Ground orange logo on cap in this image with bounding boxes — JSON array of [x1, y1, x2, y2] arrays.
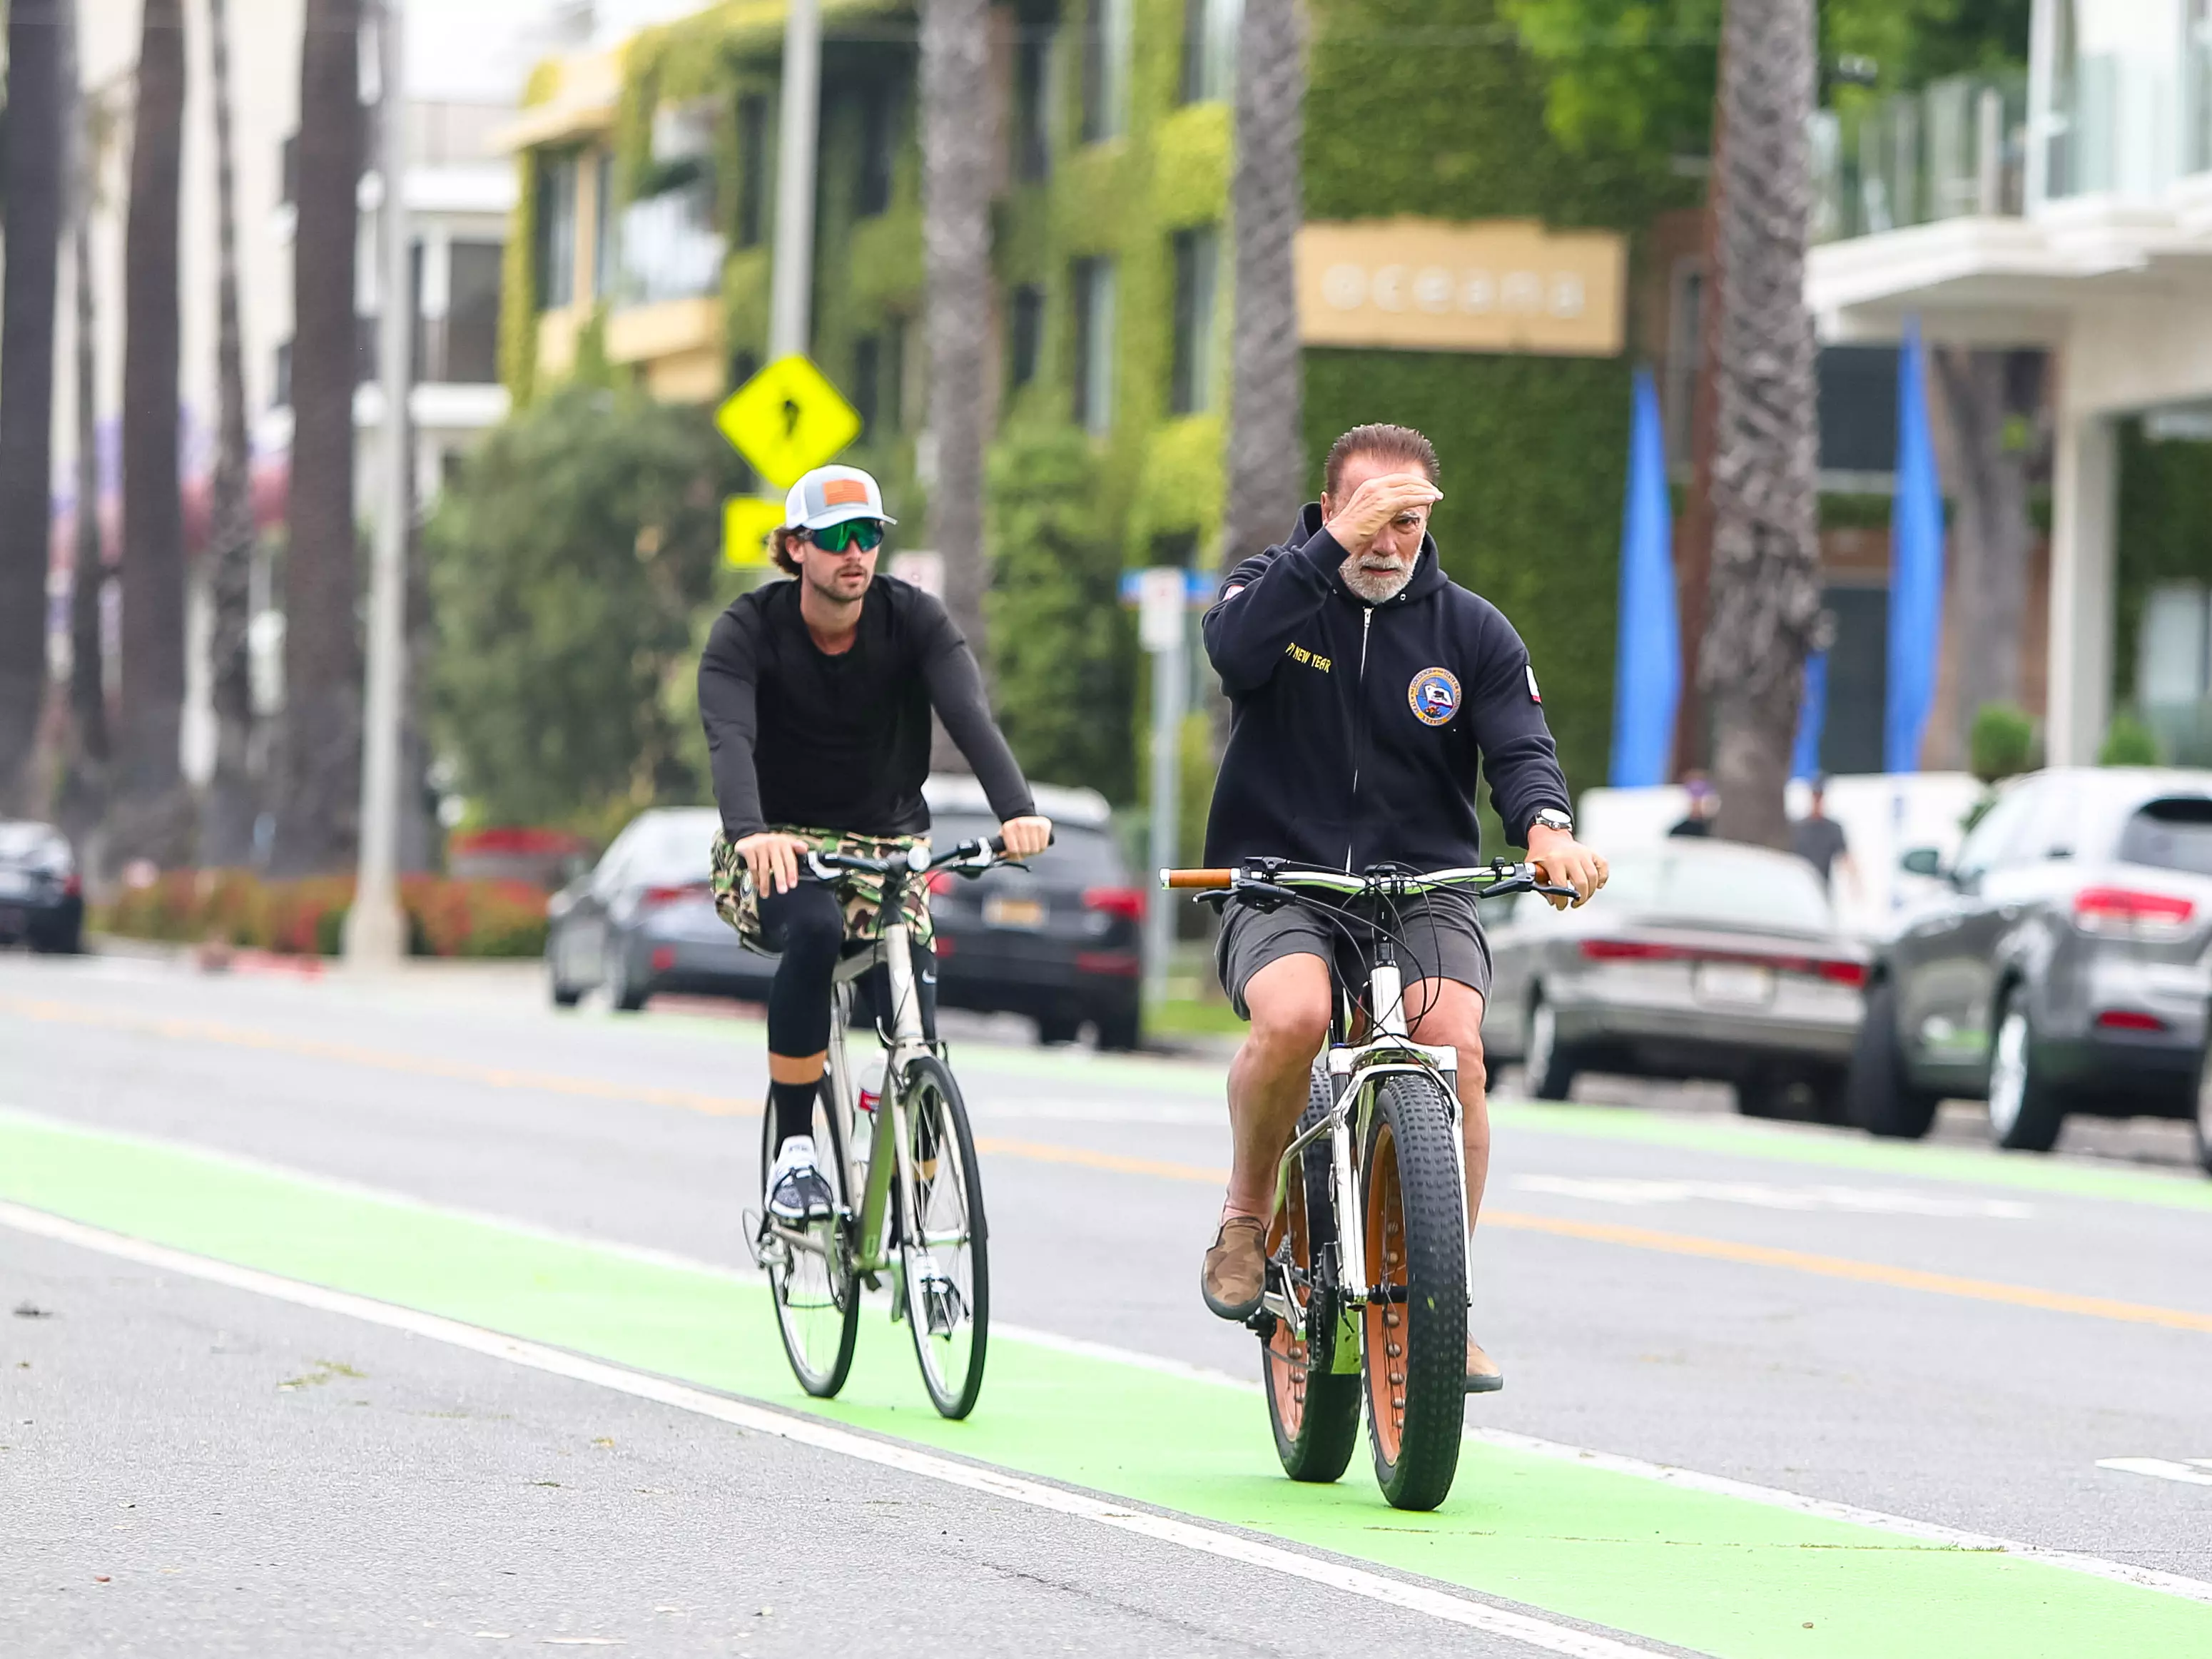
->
[[823, 479, 870, 507]]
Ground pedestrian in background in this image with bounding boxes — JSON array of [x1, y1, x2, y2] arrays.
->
[[1791, 774, 1857, 899], [1668, 774, 1718, 838]]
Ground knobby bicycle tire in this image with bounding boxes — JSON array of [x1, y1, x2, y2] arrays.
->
[[761, 1083, 861, 1397], [1262, 1064, 1362, 1481], [1361, 1072, 1468, 1511], [897, 1055, 990, 1419]]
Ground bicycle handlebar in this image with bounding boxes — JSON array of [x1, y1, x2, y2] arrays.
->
[[1158, 860, 1582, 905], [807, 828, 1055, 882]]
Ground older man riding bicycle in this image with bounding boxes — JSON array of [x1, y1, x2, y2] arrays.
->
[[1199, 423, 1608, 1391]]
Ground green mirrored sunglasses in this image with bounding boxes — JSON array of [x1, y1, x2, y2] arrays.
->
[[807, 519, 886, 554]]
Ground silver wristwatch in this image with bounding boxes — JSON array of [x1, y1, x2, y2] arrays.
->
[[1531, 809, 1574, 836]]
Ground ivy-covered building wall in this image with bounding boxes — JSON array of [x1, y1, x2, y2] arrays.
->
[[502, 0, 1690, 816]]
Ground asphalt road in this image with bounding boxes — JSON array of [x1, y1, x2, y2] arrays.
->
[[4, 949, 2210, 1658]]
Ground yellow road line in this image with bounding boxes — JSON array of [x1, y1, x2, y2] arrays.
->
[[0, 995, 758, 1120], [15, 992, 2211, 1336]]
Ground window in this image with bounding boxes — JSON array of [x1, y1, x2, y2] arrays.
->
[[1072, 257, 1116, 434], [1815, 345, 1898, 478], [592, 151, 616, 301], [2120, 798, 2212, 878], [1179, 0, 1241, 105], [1079, 0, 1130, 143], [534, 151, 578, 309], [1954, 780, 2044, 886], [614, 105, 724, 305], [1596, 847, 1835, 932], [1008, 284, 1045, 388], [736, 94, 769, 249], [1012, 24, 1055, 181], [857, 90, 896, 217], [1169, 227, 1219, 415], [445, 240, 504, 385]]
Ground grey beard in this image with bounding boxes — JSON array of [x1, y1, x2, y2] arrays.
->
[[1339, 554, 1414, 604]]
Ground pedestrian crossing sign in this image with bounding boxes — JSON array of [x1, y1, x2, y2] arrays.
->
[[722, 496, 787, 568], [715, 355, 863, 489]]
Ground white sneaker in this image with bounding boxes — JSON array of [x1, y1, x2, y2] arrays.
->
[[766, 1135, 836, 1224]]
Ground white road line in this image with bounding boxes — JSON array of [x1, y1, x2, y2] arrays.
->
[[1512, 1175, 2034, 1219], [9, 1105, 2211, 1609], [0, 1199, 1663, 1659], [2099, 1458, 2212, 1488]]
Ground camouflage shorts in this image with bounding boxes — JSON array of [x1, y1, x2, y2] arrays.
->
[[711, 827, 935, 954]]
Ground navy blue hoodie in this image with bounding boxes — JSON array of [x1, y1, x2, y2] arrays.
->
[[1201, 504, 1572, 871]]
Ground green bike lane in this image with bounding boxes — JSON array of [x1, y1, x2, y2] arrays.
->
[[4, 1111, 2207, 1659]]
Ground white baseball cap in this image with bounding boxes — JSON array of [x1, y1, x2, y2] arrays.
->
[[784, 465, 896, 532]]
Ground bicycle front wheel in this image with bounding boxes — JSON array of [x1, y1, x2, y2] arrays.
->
[[896, 1055, 990, 1419], [1361, 1072, 1468, 1511], [759, 1087, 861, 1398]]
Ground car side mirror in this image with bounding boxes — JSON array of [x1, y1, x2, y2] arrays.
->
[[1899, 847, 1946, 880]]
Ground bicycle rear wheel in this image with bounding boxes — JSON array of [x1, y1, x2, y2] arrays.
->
[[1262, 1065, 1361, 1482], [897, 1055, 990, 1419], [759, 1087, 861, 1397], [1361, 1072, 1468, 1511]]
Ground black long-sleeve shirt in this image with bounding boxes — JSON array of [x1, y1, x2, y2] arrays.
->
[[1202, 504, 1572, 870], [698, 575, 1035, 840]]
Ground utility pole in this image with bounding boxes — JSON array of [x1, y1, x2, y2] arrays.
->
[[1138, 569, 1189, 1012], [345, 0, 411, 966], [768, 0, 821, 360]]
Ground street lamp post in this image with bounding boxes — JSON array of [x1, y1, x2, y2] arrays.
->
[[345, 0, 411, 967], [768, 0, 821, 359]]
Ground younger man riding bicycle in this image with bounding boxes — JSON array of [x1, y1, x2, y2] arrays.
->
[[697, 465, 1050, 1226], [1199, 424, 1607, 1390]]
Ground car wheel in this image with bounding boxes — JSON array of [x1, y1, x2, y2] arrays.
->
[[1523, 993, 1577, 1102], [1985, 987, 2064, 1153], [1093, 1005, 1141, 1052], [1037, 1013, 1082, 1047], [1845, 975, 1940, 1139], [605, 943, 648, 1014], [2194, 1040, 2212, 1179], [549, 960, 582, 1010]]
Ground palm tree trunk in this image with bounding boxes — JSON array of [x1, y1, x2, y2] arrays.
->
[[919, 0, 993, 668], [1700, 0, 1822, 851], [272, 0, 366, 876], [0, 0, 71, 813], [1935, 346, 2040, 752], [113, 0, 193, 866], [65, 17, 111, 838], [201, 0, 259, 866], [1222, 0, 1306, 573]]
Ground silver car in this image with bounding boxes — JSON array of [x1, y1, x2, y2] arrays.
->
[[1852, 767, 2212, 1157], [1485, 839, 1868, 1119]]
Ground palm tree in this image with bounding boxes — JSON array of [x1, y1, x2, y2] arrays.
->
[[271, 0, 367, 875], [113, 0, 192, 865], [65, 33, 113, 843], [1698, 0, 1822, 850], [0, 0, 71, 812], [1934, 347, 2041, 758], [201, 0, 259, 866], [1222, 0, 1306, 574], [919, 0, 993, 666]]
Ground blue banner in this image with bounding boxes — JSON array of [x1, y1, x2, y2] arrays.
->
[[1610, 368, 1680, 787], [1792, 650, 1828, 781], [1884, 319, 1945, 773]]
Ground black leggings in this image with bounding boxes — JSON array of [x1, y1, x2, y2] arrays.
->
[[757, 881, 936, 1059]]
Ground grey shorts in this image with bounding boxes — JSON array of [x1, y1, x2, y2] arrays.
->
[[1214, 892, 1492, 1020]]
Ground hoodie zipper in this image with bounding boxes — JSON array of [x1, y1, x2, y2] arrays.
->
[[1346, 608, 1374, 871]]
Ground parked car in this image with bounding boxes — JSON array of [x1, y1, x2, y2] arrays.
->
[[1485, 838, 1867, 1117], [1851, 767, 2212, 1157], [0, 821, 86, 954], [922, 777, 1142, 1050], [546, 808, 749, 1012], [542, 781, 1143, 1047]]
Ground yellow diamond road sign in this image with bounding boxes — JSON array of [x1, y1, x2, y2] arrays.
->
[[722, 496, 786, 567], [715, 354, 863, 490]]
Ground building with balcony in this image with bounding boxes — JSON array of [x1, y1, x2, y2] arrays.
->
[[1807, 0, 2212, 766]]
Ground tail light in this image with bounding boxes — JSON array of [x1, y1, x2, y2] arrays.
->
[[2075, 886, 2196, 936], [640, 881, 709, 908], [928, 871, 954, 896], [2096, 1008, 2167, 1033], [64, 873, 83, 898], [1581, 938, 1866, 986], [649, 945, 676, 973], [1082, 886, 1146, 921]]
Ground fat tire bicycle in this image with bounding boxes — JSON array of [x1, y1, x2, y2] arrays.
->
[[1163, 858, 1571, 1511], [748, 834, 1030, 1419]]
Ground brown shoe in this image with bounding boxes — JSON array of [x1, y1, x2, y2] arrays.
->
[[1466, 1337, 1505, 1394], [1201, 1217, 1268, 1321]]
